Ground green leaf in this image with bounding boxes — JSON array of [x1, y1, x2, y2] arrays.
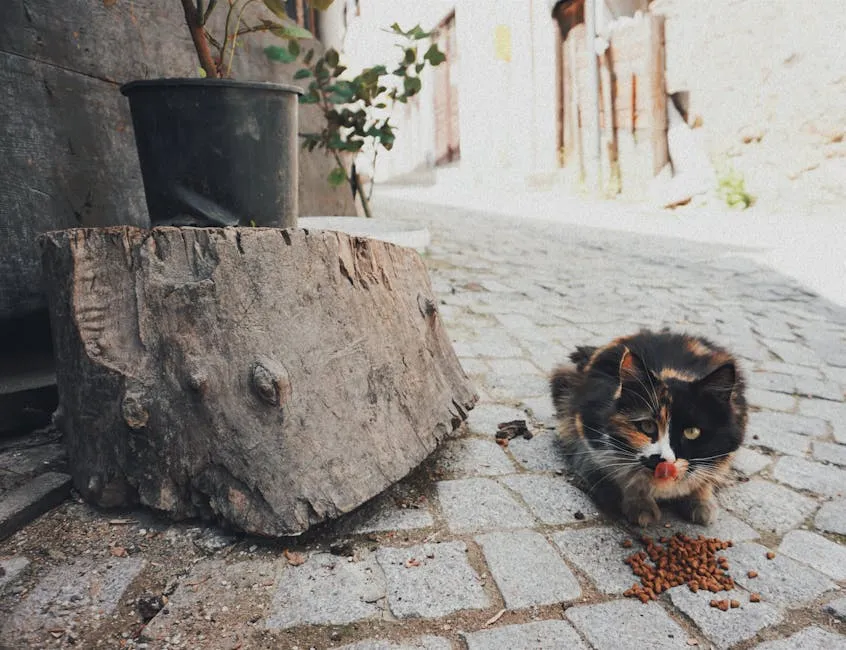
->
[[298, 90, 320, 104], [288, 39, 301, 57], [403, 48, 416, 65], [408, 24, 430, 40], [424, 44, 446, 66], [308, 0, 335, 10], [263, 0, 290, 20], [390, 22, 404, 34], [198, 67, 208, 78], [270, 21, 313, 40], [403, 75, 422, 96], [325, 48, 340, 68], [303, 48, 315, 65], [328, 167, 347, 187], [293, 68, 312, 79], [264, 45, 297, 63]]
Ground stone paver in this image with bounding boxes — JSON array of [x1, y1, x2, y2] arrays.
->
[[145, 559, 278, 646], [506, 431, 569, 473], [0, 556, 29, 591], [339, 484, 435, 535], [476, 530, 581, 608], [779, 530, 846, 580], [732, 447, 772, 476], [825, 597, 846, 621], [266, 553, 384, 629], [750, 627, 846, 650], [436, 478, 535, 533], [813, 440, 846, 467], [338, 636, 451, 650], [552, 526, 633, 594], [718, 479, 818, 534], [815, 498, 846, 534], [726, 542, 837, 607], [500, 473, 599, 524], [639, 507, 760, 542], [746, 388, 796, 412], [772, 456, 846, 497], [462, 619, 589, 650], [0, 556, 144, 647], [375, 541, 489, 619], [433, 437, 517, 477], [465, 403, 528, 437], [566, 599, 689, 650], [668, 587, 783, 650]]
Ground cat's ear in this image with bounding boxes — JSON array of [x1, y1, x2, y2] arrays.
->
[[619, 347, 647, 381], [696, 362, 736, 402]]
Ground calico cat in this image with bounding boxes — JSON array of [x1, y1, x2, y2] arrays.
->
[[550, 329, 747, 527]]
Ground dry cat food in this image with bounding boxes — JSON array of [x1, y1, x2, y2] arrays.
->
[[623, 533, 739, 604]]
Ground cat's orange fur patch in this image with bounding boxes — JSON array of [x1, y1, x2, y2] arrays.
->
[[685, 339, 713, 357], [574, 413, 585, 439], [658, 367, 698, 382]]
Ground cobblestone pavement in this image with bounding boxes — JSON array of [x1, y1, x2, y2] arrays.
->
[[3, 198, 846, 649]]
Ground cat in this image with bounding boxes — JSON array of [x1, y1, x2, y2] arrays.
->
[[550, 329, 747, 527]]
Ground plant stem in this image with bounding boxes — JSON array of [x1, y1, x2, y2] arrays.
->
[[224, 0, 259, 78], [181, 0, 219, 77]]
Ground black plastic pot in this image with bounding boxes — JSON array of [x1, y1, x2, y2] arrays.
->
[[121, 78, 302, 228]]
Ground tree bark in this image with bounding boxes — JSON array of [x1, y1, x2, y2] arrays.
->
[[39, 226, 476, 536]]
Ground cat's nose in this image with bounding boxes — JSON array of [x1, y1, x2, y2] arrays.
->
[[641, 454, 663, 470]]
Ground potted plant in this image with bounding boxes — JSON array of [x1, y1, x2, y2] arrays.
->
[[266, 24, 446, 219], [120, 0, 334, 228]]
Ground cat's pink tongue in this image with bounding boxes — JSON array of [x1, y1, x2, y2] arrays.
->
[[654, 461, 678, 480]]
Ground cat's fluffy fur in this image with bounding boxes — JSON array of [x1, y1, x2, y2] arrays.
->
[[550, 329, 747, 527]]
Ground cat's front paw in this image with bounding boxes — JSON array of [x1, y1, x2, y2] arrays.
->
[[679, 497, 717, 525], [622, 498, 661, 527]]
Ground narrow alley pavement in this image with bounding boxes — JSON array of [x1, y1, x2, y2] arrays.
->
[[1, 196, 846, 649]]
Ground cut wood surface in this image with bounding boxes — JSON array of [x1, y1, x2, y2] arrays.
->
[[39, 226, 477, 536]]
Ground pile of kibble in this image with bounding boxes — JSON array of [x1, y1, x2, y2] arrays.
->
[[622, 533, 765, 606]]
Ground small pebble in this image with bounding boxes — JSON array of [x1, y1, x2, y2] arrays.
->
[[765, 551, 776, 560], [750, 593, 761, 602], [747, 570, 758, 578]]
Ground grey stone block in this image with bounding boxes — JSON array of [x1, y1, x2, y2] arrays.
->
[[815, 498, 846, 535], [266, 552, 385, 629], [746, 388, 796, 412], [432, 437, 516, 478], [566, 599, 688, 650], [750, 372, 796, 394], [0, 471, 71, 541], [0, 556, 144, 647], [499, 474, 599, 524], [779, 530, 846, 580], [668, 587, 783, 650], [507, 431, 569, 473], [824, 597, 846, 621], [519, 395, 556, 428], [773, 456, 846, 497], [552, 527, 633, 595], [747, 423, 811, 456], [794, 377, 844, 401], [732, 447, 772, 476], [144, 559, 278, 644], [462, 619, 589, 650], [638, 507, 760, 542], [376, 541, 489, 619], [436, 478, 535, 534], [337, 636, 452, 650], [0, 556, 29, 591], [750, 627, 846, 650], [749, 411, 829, 438], [476, 530, 581, 608], [466, 403, 529, 437], [718, 479, 818, 534], [726, 542, 836, 607], [813, 441, 846, 467]]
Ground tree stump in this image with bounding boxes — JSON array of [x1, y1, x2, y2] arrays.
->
[[39, 227, 477, 536]]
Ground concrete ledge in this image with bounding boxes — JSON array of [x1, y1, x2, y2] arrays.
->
[[0, 471, 71, 541]]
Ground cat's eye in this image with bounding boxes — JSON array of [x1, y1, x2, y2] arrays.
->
[[638, 420, 657, 435], [684, 427, 701, 440]]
